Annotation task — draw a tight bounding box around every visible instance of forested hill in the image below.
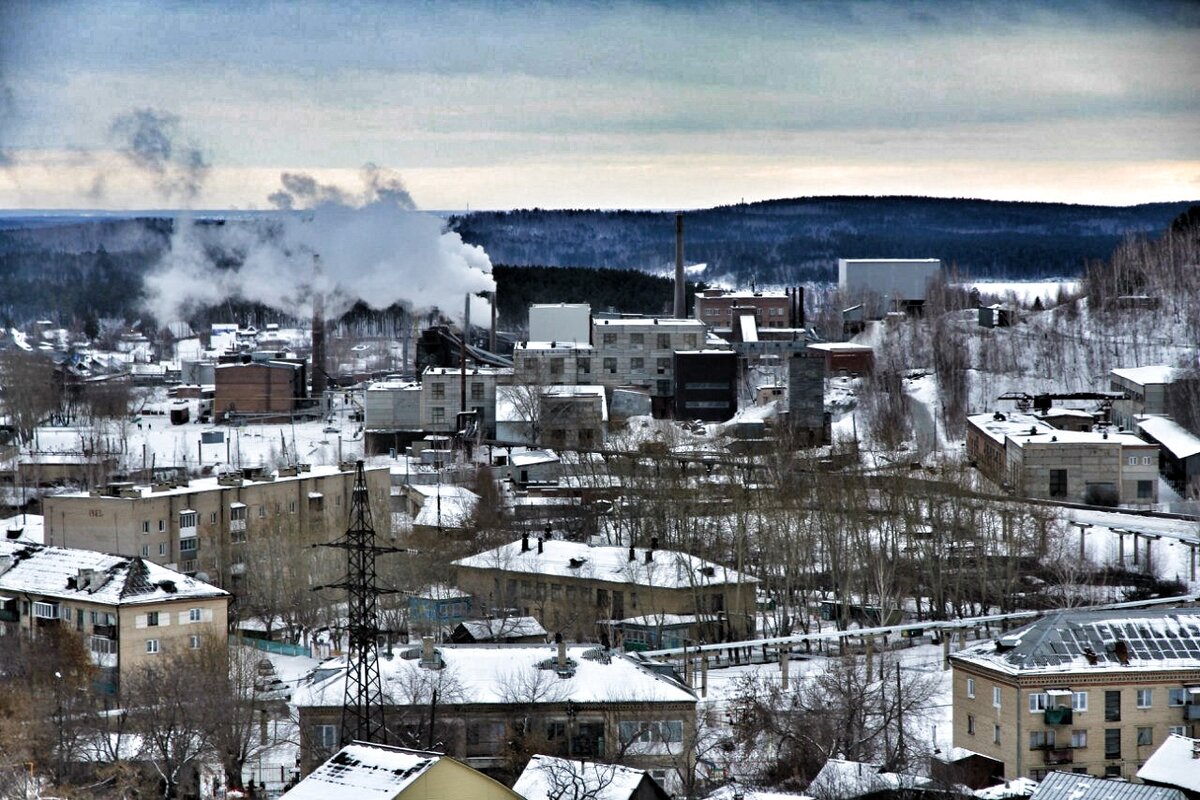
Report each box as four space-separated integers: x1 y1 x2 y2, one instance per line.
451 196 1197 284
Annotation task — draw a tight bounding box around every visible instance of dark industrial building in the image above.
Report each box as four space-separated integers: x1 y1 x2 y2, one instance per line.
673 350 738 422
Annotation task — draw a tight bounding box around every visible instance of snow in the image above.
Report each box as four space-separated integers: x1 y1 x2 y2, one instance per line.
973 778 1038 798
1137 415 1200 460
1111 365 1178 386
0 539 228 606
1136 734 1200 791
514 755 649 800
452 539 759 590
964 280 1079 304
456 616 547 641
1 512 44 544
281 742 439 800
293 643 696 708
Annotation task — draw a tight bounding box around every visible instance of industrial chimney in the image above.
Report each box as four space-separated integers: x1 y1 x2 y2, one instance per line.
674 213 685 318
311 256 327 396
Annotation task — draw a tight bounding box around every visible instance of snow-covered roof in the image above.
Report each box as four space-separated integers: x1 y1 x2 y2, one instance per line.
422 366 512 377
950 609 1200 677
517 340 594 351
807 342 873 352
51 464 374 501
292 643 697 708
281 742 439 800
619 613 700 627
411 583 472 601
453 539 759 589
1136 415 1200 460
704 786 813 800
513 755 654 800
1033 770 1185 800
509 449 560 468
0 540 228 607
969 412 1153 449
974 778 1038 799
969 412 1058 445
456 616 548 642
1111 365 1178 386
594 317 704 328
1136 734 1200 792
1 513 44 544
411 489 476 529
805 759 933 799
1035 407 1094 419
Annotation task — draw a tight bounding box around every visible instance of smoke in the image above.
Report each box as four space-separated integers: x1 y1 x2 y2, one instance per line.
110 108 209 201
143 168 495 325
0 84 16 167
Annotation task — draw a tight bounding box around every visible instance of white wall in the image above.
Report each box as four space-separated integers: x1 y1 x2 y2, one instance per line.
529 304 591 344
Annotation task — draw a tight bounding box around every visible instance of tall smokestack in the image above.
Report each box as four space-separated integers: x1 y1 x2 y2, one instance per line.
311 256 327 395
489 290 497 353
674 213 685 318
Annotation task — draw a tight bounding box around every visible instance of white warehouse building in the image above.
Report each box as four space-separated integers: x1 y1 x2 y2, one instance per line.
838 258 942 316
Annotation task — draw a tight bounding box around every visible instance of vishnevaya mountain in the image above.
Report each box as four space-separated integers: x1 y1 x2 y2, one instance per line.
450 196 1196 284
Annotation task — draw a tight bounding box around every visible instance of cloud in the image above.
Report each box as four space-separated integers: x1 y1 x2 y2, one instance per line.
110 108 210 201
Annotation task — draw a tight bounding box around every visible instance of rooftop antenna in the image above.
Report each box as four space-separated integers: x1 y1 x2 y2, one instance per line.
314 461 404 745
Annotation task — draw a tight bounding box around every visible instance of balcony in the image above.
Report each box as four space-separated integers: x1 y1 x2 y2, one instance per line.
1184 704 1200 721
1044 706 1073 725
92 623 117 639
1044 748 1073 765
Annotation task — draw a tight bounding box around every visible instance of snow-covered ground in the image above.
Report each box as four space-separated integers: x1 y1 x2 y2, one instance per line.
964 280 1080 305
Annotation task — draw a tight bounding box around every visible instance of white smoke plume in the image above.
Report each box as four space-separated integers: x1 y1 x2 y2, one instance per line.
143 167 495 324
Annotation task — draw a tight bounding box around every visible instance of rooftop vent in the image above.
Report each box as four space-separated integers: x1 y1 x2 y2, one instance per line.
568 557 586 569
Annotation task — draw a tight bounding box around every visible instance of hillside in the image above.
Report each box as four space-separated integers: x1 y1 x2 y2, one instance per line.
452 196 1197 285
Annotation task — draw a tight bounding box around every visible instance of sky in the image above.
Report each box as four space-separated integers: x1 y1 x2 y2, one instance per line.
0 0 1197 211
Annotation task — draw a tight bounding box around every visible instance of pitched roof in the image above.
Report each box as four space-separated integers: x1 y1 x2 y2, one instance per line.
0 540 228 606
513 755 664 800
1137 734 1200 792
1031 770 1186 800
454 616 547 642
281 742 439 800
453 538 759 590
950 609 1200 677
292 643 696 708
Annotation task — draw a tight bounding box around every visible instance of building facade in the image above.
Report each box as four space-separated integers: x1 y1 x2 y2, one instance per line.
591 317 708 404
420 366 512 438
950 609 1200 782
0 540 229 693
42 465 390 589
693 289 800 330
673 350 738 422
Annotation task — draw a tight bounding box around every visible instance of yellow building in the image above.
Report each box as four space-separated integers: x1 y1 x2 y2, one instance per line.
950 609 1200 782
0 539 229 693
281 741 523 800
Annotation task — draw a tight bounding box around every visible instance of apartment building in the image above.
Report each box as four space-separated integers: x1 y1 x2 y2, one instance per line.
950 609 1200 782
966 412 1159 505
292 640 697 793
0 539 229 693
452 535 758 644
591 317 708 414
41 464 390 588
420 366 512 438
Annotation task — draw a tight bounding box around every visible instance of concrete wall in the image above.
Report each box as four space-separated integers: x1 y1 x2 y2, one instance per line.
421 368 511 437
592 319 707 398
529 304 592 344
364 383 422 430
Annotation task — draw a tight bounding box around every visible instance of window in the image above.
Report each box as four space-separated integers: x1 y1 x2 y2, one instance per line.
158 519 166 532
603 357 617 375
189 608 202 622
1029 692 1048 712
578 357 590 375
966 678 975 698
967 715 975 735
657 380 671 395
993 687 1002 709
656 357 670 374
209 512 217 524
1168 688 1187 706
431 382 445 400
1105 690 1121 721
1136 688 1152 708
90 636 117 655
158 542 167 556
180 538 197 553
1104 765 1121 778
1128 456 1138 466
1137 480 1153 499
289 500 296 513
993 724 1001 745
1049 469 1068 498
1073 691 1088 712
549 358 564 375
1105 728 1121 759
630 333 644 349
258 505 266 518
1030 769 1047 781
602 332 617 346
190 634 201 649
1030 730 1055 750
1136 726 1152 746
147 611 159 627
142 520 150 534
146 639 160 654
315 724 338 749
431 406 445 423
179 511 196 528
656 333 670 349
470 382 484 401
1071 730 1087 748
631 357 644 372
1170 725 1187 736
1142 456 1151 465
683 334 698 348
141 544 149 557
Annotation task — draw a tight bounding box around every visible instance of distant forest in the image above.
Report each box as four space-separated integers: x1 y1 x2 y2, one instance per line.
0 196 1194 328
453 196 1197 285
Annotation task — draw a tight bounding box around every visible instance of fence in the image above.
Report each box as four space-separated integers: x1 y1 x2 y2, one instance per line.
243 637 311 658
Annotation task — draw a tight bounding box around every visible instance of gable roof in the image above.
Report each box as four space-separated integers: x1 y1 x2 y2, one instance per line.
0 540 228 607
454 616 547 642
1032 770 1186 800
513 755 668 800
1137 734 1200 793
950 609 1200 676
453 539 758 590
282 743 441 800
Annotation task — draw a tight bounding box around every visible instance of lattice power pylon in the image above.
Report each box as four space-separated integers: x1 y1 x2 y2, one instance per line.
315 460 402 745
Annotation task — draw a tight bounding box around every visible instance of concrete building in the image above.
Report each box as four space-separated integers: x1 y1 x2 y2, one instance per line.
420 366 512 438
529 303 592 344
1136 415 1200 499
363 379 424 454
694 288 801 330
1111 366 1177 431
838 258 942 317
512 341 595 387
807 342 874 374
292 641 698 788
452 535 759 644
0 540 229 693
788 348 827 445
592 317 708 414
950 609 1200 782
214 359 307 421
673 350 738 422
41 464 389 588
966 412 1159 506
496 386 607 450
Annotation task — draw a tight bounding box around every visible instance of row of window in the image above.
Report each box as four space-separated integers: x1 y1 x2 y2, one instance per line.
144 635 201 654
969 679 1197 713
599 332 698 349
1126 455 1153 466
429 383 488 401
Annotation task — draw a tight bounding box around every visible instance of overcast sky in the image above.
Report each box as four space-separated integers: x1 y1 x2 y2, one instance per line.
0 0 1197 210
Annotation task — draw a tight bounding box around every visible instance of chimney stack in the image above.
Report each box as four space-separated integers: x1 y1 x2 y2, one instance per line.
645 548 654 564
628 544 636 562
674 213 685 318
522 533 530 553
537 536 544 555
555 632 566 668
651 535 659 551
311 257 326 395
